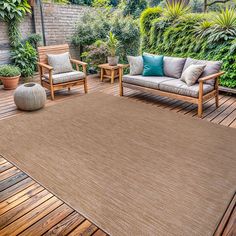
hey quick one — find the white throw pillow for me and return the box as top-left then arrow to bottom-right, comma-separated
127,56 -> 143,75
47,52 -> 73,74
180,64 -> 206,86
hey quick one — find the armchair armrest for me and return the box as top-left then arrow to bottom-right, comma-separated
70,59 -> 87,74
70,58 -> 88,66
198,71 -> 224,82
37,62 -> 53,71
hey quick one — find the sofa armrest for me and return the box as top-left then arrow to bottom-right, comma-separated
198,71 -> 224,83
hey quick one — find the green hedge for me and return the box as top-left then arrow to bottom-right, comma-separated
140,8 -> 236,88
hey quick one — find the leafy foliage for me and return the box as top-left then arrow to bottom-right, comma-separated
72,9 -> 140,64
11,42 -> 37,78
140,6 -> 162,34
141,7 -> 236,88
82,40 -> 108,68
0,65 -> 21,77
106,32 -> 119,56
0,0 -> 31,48
163,1 -> 190,20
0,0 -> 31,22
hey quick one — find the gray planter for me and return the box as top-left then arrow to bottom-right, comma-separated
108,56 -> 119,66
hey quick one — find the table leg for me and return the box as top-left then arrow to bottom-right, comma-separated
100,68 -> 104,82
111,69 -> 115,84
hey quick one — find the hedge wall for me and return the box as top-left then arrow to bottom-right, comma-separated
140,8 -> 236,88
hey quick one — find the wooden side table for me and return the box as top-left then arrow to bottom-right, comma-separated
98,64 -> 127,84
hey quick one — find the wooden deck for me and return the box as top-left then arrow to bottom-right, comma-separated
0,75 -> 236,127
0,75 -> 236,235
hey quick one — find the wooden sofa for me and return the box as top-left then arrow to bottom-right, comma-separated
119,57 -> 224,117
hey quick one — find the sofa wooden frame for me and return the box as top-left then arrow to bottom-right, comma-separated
119,66 -> 224,118
37,44 -> 88,100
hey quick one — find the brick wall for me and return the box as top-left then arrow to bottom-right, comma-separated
0,3 -> 91,64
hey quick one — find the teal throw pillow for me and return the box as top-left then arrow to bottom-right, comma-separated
142,54 -> 164,76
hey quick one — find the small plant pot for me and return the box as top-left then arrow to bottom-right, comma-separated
0,75 -> 20,90
108,56 -> 119,66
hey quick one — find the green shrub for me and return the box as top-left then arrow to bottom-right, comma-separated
11,42 -> 37,78
72,9 -> 140,65
82,40 -> 108,69
0,65 -> 21,77
140,7 -> 162,35
140,7 -> 236,88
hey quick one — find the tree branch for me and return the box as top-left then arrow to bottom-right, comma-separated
206,0 -> 230,6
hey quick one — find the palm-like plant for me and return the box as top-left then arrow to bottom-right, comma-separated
208,8 -> 236,43
194,20 -> 213,38
106,32 -> 119,57
163,1 -> 190,21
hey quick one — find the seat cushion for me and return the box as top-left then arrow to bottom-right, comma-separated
159,79 -> 214,98
123,75 -> 175,90
183,58 -> 222,85
164,56 -> 186,79
47,52 -> 73,74
43,71 -> 85,85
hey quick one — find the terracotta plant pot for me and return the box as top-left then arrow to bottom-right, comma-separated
0,75 -> 20,90
108,56 -> 119,66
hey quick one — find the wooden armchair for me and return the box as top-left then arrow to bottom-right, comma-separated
37,44 -> 88,100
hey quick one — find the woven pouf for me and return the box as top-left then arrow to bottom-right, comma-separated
14,83 -> 46,111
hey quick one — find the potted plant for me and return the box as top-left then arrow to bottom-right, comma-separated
0,65 -> 21,90
106,32 -> 119,66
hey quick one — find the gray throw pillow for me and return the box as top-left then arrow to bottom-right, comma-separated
183,58 -> 222,85
180,64 -> 206,86
127,56 -> 143,75
47,52 -> 73,74
164,56 -> 186,79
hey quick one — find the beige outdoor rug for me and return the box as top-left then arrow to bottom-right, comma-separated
0,92 -> 235,236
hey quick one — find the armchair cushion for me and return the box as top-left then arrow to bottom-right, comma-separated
183,58 -> 222,85
47,52 -> 73,74
43,71 -> 85,84
159,79 -> 214,98
164,56 -> 186,79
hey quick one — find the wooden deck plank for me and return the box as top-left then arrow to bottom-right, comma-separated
92,229 -> 109,236
0,185 -> 44,214
0,190 -> 53,229
0,172 -> 28,191
18,203 -> 74,236
0,162 -> 13,173
0,178 -> 35,202
0,167 -> 21,181
43,212 -> 85,236
0,197 -> 62,236
68,220 -> 98,236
